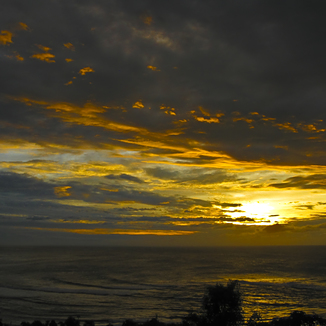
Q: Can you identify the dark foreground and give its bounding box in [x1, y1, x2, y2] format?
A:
[2, 281, 326, 326]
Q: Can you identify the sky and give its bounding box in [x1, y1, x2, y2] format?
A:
[1, 0, 326, 246]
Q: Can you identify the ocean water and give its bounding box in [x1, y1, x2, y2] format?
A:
[0, 246, 326, 325]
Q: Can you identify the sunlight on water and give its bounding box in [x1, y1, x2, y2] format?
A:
[0, 246, 325, 325]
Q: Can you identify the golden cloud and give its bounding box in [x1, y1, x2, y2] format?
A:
[79, 67, 94, 75]
[233, 117, 253, 124]
[25, 227, 196, 236]
[18, 22, 29, 30]
[6, 51, 24, 61]
[195, 116, 220, 123]
[54, 219, 106, 224]
[36, 44, 51, 51]
[12, 98, 153, 148]
[54, 186, 72, 197]
[142, 15, 153, 25]
[31, 52, 55, 63]
[133, 101, 145, 109]
[198, 106, 210, 117]
[160, 105, 176, 116]
[64, 42, 75, 50]
[275, 122, 298, 133]
[147, 65, 160, 71]
[0, 159, 128, 179]
[299, 124, 325, 133]
[0, 30, 13, 45]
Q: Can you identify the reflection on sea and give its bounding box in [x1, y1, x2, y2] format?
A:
[0, 246, 325, 325]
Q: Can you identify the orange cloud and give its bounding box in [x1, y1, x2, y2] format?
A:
[6, 51, 24, 61]
[0, 159, 126, 178]
[100, 187, 119, 192]
[36, 44, 51, 51]
[0, 31, 13, 45]
[79, 67, 94, 75]
[198, 106, 210, 117]
[160, 105, 176, 116]
[31, 53, 55, 63]
[147, 65, 160, 71]
[133, 101, 145, 109]
[261, 116, 276, 121]
[25, 227, 196, 236]
[142, 15, 153, 25]
[18, 22, 29, 30]
[275, 122, 298, 133]
[31, 45, 55, 62]
[274, 145, 289, 150]
[233, 117, 253, 124]
[65, 58, 73, 62]
[195, 116, 220, 123]
[54, 186, 72, 198]
[299, 124, 325, 133]
[54, 219, 106, 224]
[14, 98, 147, 135]
[64, 43, 75, 50]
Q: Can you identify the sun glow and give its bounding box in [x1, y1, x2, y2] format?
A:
[241, 202, 273, 216]
[227, 202, 275, 224]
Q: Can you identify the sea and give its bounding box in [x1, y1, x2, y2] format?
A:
[0, 246, 326, 325]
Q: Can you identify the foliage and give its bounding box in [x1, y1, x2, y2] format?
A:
[1, 282, 326, 326]
[270, 311, 326, 326]
[202, 280, 243, 326]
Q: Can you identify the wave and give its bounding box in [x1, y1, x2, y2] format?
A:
[0, 285, 139, 297]
[51, 277, 175, 291]
[239, 279, 326, 291]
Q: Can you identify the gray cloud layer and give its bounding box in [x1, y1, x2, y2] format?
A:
[1, 0, 326, 165]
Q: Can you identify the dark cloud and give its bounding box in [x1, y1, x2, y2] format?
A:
[218, 216, 255, 223]
[219, 202, 242, 208]
[144, 167, 238, 184]
[269, 174, 326, 189]
[105, 173, 145, 183]
[295, 204, 315, 210]
[263, 223, 289, 233]
[0, 171, 223, 222]
[0, 171, 54, 197]
[0, 1, 326, 164]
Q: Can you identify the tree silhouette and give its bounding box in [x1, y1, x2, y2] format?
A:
[202, 280, 243, 326]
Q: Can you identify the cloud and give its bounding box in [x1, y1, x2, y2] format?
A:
[79, 67, 95, 75]
[0, 171, 220, 215]
[269, 174, 326, 189]
[64, 43, 75, 50]
[0, 171, 54, 197]
[145, 166, 238, 184]
[54, 186, 72, 198]
[1, 1, 326, 245]
[30, 44, 55, 62]
[105, 173, 145, 183]
[25, 227, 196, 236]
[132, 101, 145, 109]
[6, 51, 24, 61]
[0, 30, 13, 45]
[263, 223, 289, 233]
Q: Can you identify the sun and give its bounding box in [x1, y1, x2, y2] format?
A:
[241, 202, 273, 216]
[226, 201, 275, 224]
